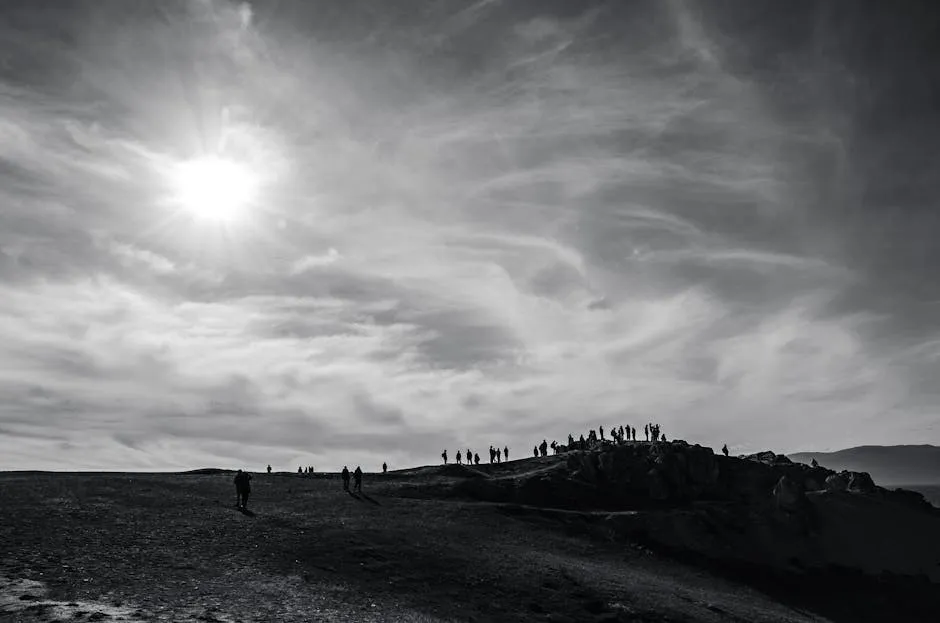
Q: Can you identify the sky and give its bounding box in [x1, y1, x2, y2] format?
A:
[1, 0, 939, 472]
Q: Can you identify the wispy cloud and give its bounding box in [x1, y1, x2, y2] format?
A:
[0, 0, 937, 471]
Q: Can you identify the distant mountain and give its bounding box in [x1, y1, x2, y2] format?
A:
[789, 445, 940, 486]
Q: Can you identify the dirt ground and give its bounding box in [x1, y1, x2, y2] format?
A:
[0, 463, 935, 622]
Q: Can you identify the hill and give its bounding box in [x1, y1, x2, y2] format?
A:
[1, 443, 939, 622]
[789, 445, 940, 486]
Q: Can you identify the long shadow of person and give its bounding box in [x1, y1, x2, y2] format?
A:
[238, 507, 256, 517]
[360, 493, 381, 506]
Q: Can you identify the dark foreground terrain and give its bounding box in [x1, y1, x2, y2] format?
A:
[2, 448, 939, 622]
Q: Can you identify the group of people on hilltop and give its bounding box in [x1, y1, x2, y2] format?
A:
[534, 439, 549, 457]
[442, 446, 508, 465]
[534, 422, 670, 456]
[297, 465, 315, 475]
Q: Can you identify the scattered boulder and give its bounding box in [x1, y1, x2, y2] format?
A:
[745, 451, 792, 466]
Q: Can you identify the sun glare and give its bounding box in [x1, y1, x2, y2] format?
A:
[171, 156, 258, 222]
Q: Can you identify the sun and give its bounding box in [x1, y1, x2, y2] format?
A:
[170, 155, 258, 222]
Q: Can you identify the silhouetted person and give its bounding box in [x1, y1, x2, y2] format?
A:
[342, 466, 350, 492]
[539, 439, 548, 457]
[234, 469, 252, 509]
[267, 464, 272, 474]
[722, 444, 729, 457]
[599, 425, 605, 440]
[383, 462, 388, 474]
[533, 445, 538, 458]
[456, 450, 462, 465]
[644, 424, 649, 442]
[503, 446, 508, 461]
[442, 449, 448, 464]
[474, 453, 480, 465]
[579, 434, 585, 450]
[298, 466, 303, 474]
[467, 448, 472, 465]
[489, 446, 494, 463]
[632, 428, 636, 441]
[354, 466, 363, 493]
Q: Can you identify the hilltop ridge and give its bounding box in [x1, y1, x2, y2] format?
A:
[2, 441, 939, 622]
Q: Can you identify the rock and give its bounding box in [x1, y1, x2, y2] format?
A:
[825, 472, 849, 492]
[846, 471, 876, 493]
[647, 468, 669, 500]
[745, 451, 779, 465]
[884, 487, 932, 511]
[773, 475, 806, 512]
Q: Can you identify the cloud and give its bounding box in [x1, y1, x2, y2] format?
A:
[290, 248, 340, 273]
[0, 0, 937, 471]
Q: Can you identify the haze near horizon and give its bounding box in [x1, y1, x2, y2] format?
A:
[2, 0, 939, 472]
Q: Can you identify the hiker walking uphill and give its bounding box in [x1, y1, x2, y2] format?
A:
[234, 469, 252, 510]
[353, 466, 363, 493]
[341, 466, 350, 492]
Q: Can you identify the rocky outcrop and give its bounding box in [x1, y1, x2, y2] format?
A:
[437, 441, 939, 583]
[448, 441, 932, 521]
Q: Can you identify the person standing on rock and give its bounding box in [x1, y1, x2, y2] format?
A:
[722, 444, 729, 457]
[342, 466, 350, 492]
[353, 466, 363, 493]
[503, 446, 508, 462]
[234, 469, 252, 510]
